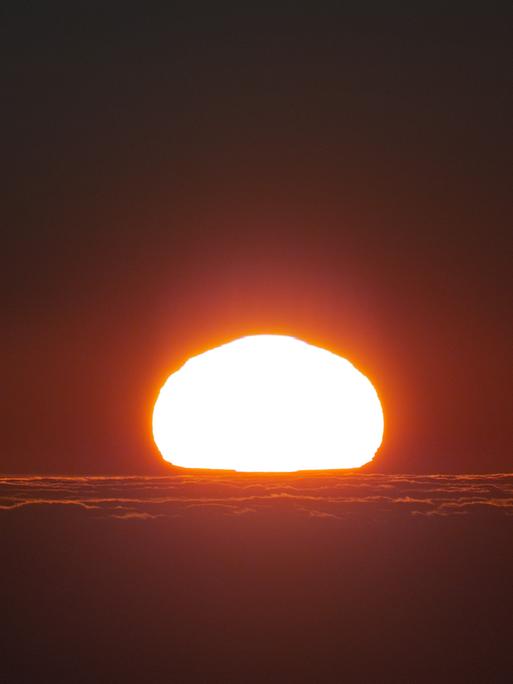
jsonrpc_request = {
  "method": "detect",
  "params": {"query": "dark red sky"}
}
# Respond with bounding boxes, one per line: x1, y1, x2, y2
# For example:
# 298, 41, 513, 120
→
3, 4, 512, 474
2, 10, 513, 680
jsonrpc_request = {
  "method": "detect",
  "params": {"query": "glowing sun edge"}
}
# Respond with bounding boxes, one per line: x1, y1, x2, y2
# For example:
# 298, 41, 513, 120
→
153, 335, 384, 472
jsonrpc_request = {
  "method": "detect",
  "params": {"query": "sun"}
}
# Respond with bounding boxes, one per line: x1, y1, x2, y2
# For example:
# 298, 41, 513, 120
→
152, 335, 384, 472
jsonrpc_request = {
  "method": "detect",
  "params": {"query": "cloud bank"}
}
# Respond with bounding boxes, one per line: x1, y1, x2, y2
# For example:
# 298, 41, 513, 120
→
2, 472, 512, 521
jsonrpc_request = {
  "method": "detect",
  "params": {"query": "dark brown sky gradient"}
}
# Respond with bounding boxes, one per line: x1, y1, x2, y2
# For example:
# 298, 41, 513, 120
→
3, 4, 512, 474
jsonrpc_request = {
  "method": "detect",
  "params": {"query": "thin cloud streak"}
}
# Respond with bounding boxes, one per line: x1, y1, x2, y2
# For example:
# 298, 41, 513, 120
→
1, 474, 512, 520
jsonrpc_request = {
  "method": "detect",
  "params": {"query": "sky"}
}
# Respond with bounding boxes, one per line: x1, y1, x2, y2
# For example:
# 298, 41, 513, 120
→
3, 6, 513, 683
3, 4, 513, 474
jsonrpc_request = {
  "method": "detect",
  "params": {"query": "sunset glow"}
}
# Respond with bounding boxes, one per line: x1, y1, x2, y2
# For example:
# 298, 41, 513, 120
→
153, 335, 383, 472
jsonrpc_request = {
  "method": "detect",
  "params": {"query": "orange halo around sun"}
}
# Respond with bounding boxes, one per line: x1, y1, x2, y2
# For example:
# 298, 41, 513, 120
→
152, 335, 384, 472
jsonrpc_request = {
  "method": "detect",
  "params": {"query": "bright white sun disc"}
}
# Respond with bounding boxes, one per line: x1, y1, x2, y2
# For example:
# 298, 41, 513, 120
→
152, 335, 384, 471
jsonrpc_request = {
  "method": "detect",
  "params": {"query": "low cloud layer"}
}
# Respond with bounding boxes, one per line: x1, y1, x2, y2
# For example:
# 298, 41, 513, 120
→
3, 472, 513, 683
2, 472, 512, 521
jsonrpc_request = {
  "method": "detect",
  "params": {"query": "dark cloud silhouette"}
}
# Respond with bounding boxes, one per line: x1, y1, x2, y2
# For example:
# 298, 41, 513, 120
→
2, 473, 513, 683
